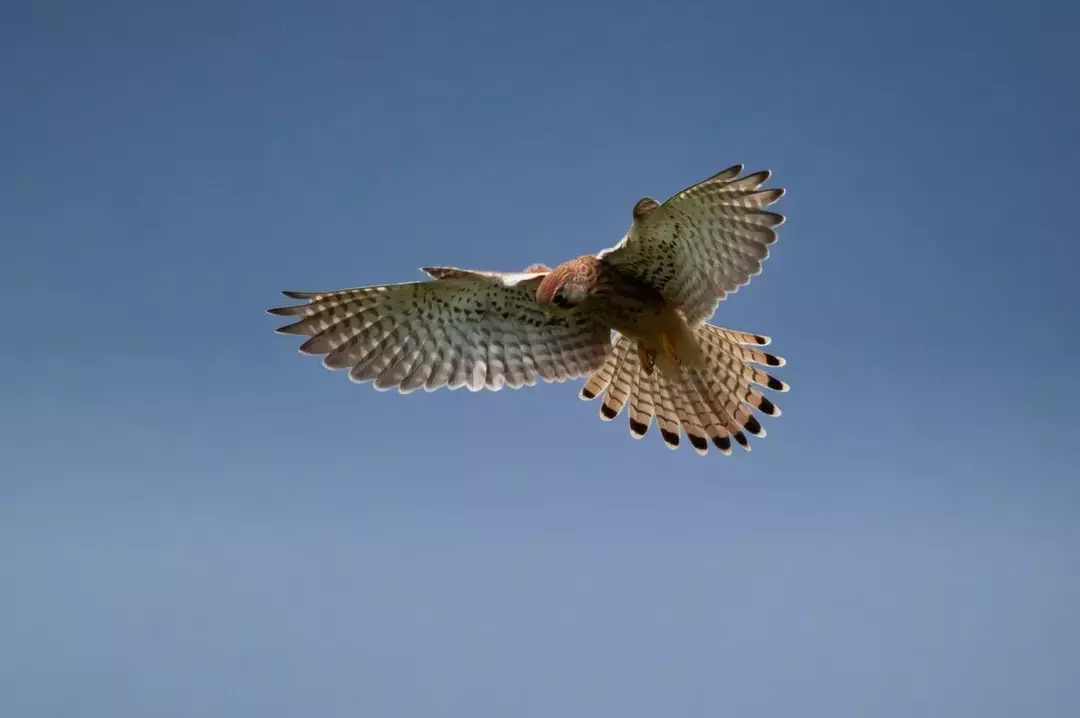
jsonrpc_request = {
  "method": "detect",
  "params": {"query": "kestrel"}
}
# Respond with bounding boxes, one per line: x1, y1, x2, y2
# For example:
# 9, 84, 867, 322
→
269, 164, 788, 455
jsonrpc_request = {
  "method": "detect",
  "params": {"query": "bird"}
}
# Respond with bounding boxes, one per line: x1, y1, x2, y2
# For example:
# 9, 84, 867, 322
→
268, 163, 789, 455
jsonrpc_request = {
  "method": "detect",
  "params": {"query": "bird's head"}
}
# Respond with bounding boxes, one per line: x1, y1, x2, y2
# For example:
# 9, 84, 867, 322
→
535, 256, 599, 312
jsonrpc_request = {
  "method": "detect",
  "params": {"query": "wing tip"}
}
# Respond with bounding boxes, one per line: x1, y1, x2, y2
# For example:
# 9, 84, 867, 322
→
294, 333, 324, 353
275, 322, 310, 336
715, 163, 744, 181
268, 304, 311, 317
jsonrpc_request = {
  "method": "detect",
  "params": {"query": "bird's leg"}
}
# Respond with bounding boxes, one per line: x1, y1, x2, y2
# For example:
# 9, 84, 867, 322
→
637, 343, 656, 375
661, 331, 681, 366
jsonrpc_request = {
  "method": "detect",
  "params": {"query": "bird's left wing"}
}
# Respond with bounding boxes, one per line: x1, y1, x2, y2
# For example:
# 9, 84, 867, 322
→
597, 164, 785, 324
268, 267, 612, 393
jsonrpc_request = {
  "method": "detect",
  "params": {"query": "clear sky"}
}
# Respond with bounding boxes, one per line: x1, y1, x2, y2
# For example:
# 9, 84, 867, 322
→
3, 1, 1078, 716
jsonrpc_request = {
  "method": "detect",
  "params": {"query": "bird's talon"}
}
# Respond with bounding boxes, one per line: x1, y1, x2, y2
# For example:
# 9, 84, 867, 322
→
638, 344, 656, 375
661, 332, 680, 365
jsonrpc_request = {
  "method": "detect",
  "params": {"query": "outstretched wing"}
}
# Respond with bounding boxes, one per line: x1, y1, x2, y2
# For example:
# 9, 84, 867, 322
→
597, 164, 785, 324
268, 267, 612, 393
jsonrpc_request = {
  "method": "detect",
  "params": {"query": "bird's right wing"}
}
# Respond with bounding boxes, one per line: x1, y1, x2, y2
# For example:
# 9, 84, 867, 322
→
597, 164, 785, 324
268, 267, 612, 393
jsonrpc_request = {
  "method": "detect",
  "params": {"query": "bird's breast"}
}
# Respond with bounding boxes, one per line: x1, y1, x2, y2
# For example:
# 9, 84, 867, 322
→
590, 265, 701, 365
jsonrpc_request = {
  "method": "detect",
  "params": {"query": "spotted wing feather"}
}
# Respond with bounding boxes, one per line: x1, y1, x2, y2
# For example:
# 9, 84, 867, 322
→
269, 268, 612, 393
598, 164, 785, 324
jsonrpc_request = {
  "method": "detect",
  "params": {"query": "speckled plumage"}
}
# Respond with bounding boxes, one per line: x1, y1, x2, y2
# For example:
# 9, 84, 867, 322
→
269, 163, 789, 455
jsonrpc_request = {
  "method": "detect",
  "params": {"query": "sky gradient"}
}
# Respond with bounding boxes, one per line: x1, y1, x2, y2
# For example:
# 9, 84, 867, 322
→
3, 1, 1078, 716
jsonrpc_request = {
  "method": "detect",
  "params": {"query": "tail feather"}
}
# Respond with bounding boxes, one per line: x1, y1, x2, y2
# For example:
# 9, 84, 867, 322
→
697, 368, 765, 437
686, 370, 746, 452
580, 339, 625, 401
686, 378, 735, 455
712, 327, 772, 347
599, 341, 636, 420
581, 325, 788, 456
676, 373, 721, 455
662, 372, 713, 455
627, 363, 655, 438
653, 373, 683, 450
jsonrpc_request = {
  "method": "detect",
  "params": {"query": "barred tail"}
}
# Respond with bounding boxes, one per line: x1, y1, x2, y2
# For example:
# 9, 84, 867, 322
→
580, 325, 789, 455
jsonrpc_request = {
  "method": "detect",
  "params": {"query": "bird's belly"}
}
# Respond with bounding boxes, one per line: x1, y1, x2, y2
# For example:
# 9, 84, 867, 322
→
595, 298, 703, 372
606, 302, 688, 351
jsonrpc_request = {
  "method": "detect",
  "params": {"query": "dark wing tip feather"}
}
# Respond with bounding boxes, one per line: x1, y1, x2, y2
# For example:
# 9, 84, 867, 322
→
281, 290, 318, 299
267, 305, 303, 316
600, 403, 618, 420
757, 396, 778, 416
738, 170, 772, 187
580, 386, 598, 400
688, 433, 709, 453
275, 322, 310, 336
766, 376, 787, 391
712, 164, 744, 181
758, 210, 786, 229
755, 188, 785, 205
298, 336, 328, 355
742, 415, 763, 436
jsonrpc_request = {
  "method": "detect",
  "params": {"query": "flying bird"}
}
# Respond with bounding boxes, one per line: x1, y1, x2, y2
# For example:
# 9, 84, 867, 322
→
268, 164, 789, 455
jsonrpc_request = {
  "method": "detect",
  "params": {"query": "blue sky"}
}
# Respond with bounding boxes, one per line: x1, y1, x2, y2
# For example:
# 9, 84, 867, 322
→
3, 1, 1078, 716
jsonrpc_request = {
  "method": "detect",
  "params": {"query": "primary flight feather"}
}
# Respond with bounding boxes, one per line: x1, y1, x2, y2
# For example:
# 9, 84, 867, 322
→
268, 164, 789, 455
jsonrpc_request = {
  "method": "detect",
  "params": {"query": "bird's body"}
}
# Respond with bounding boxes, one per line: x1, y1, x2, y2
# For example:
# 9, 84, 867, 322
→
269, 164, 789, 455
538, 254, 695, 371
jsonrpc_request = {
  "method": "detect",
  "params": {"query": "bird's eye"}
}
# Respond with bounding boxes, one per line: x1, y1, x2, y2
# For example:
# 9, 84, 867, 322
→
552, 291, 571, 308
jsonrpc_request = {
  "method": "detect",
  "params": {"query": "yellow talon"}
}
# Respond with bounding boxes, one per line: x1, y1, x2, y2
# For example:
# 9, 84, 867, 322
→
638, 344, 655, 375
661, 332, 680, 366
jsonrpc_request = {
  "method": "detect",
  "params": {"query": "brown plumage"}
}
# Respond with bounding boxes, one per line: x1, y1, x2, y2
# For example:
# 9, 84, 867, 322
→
269, 163, 788, 456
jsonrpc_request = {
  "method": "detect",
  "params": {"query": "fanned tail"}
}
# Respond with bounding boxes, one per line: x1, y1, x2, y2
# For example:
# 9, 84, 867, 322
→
580, 325, 788, 455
